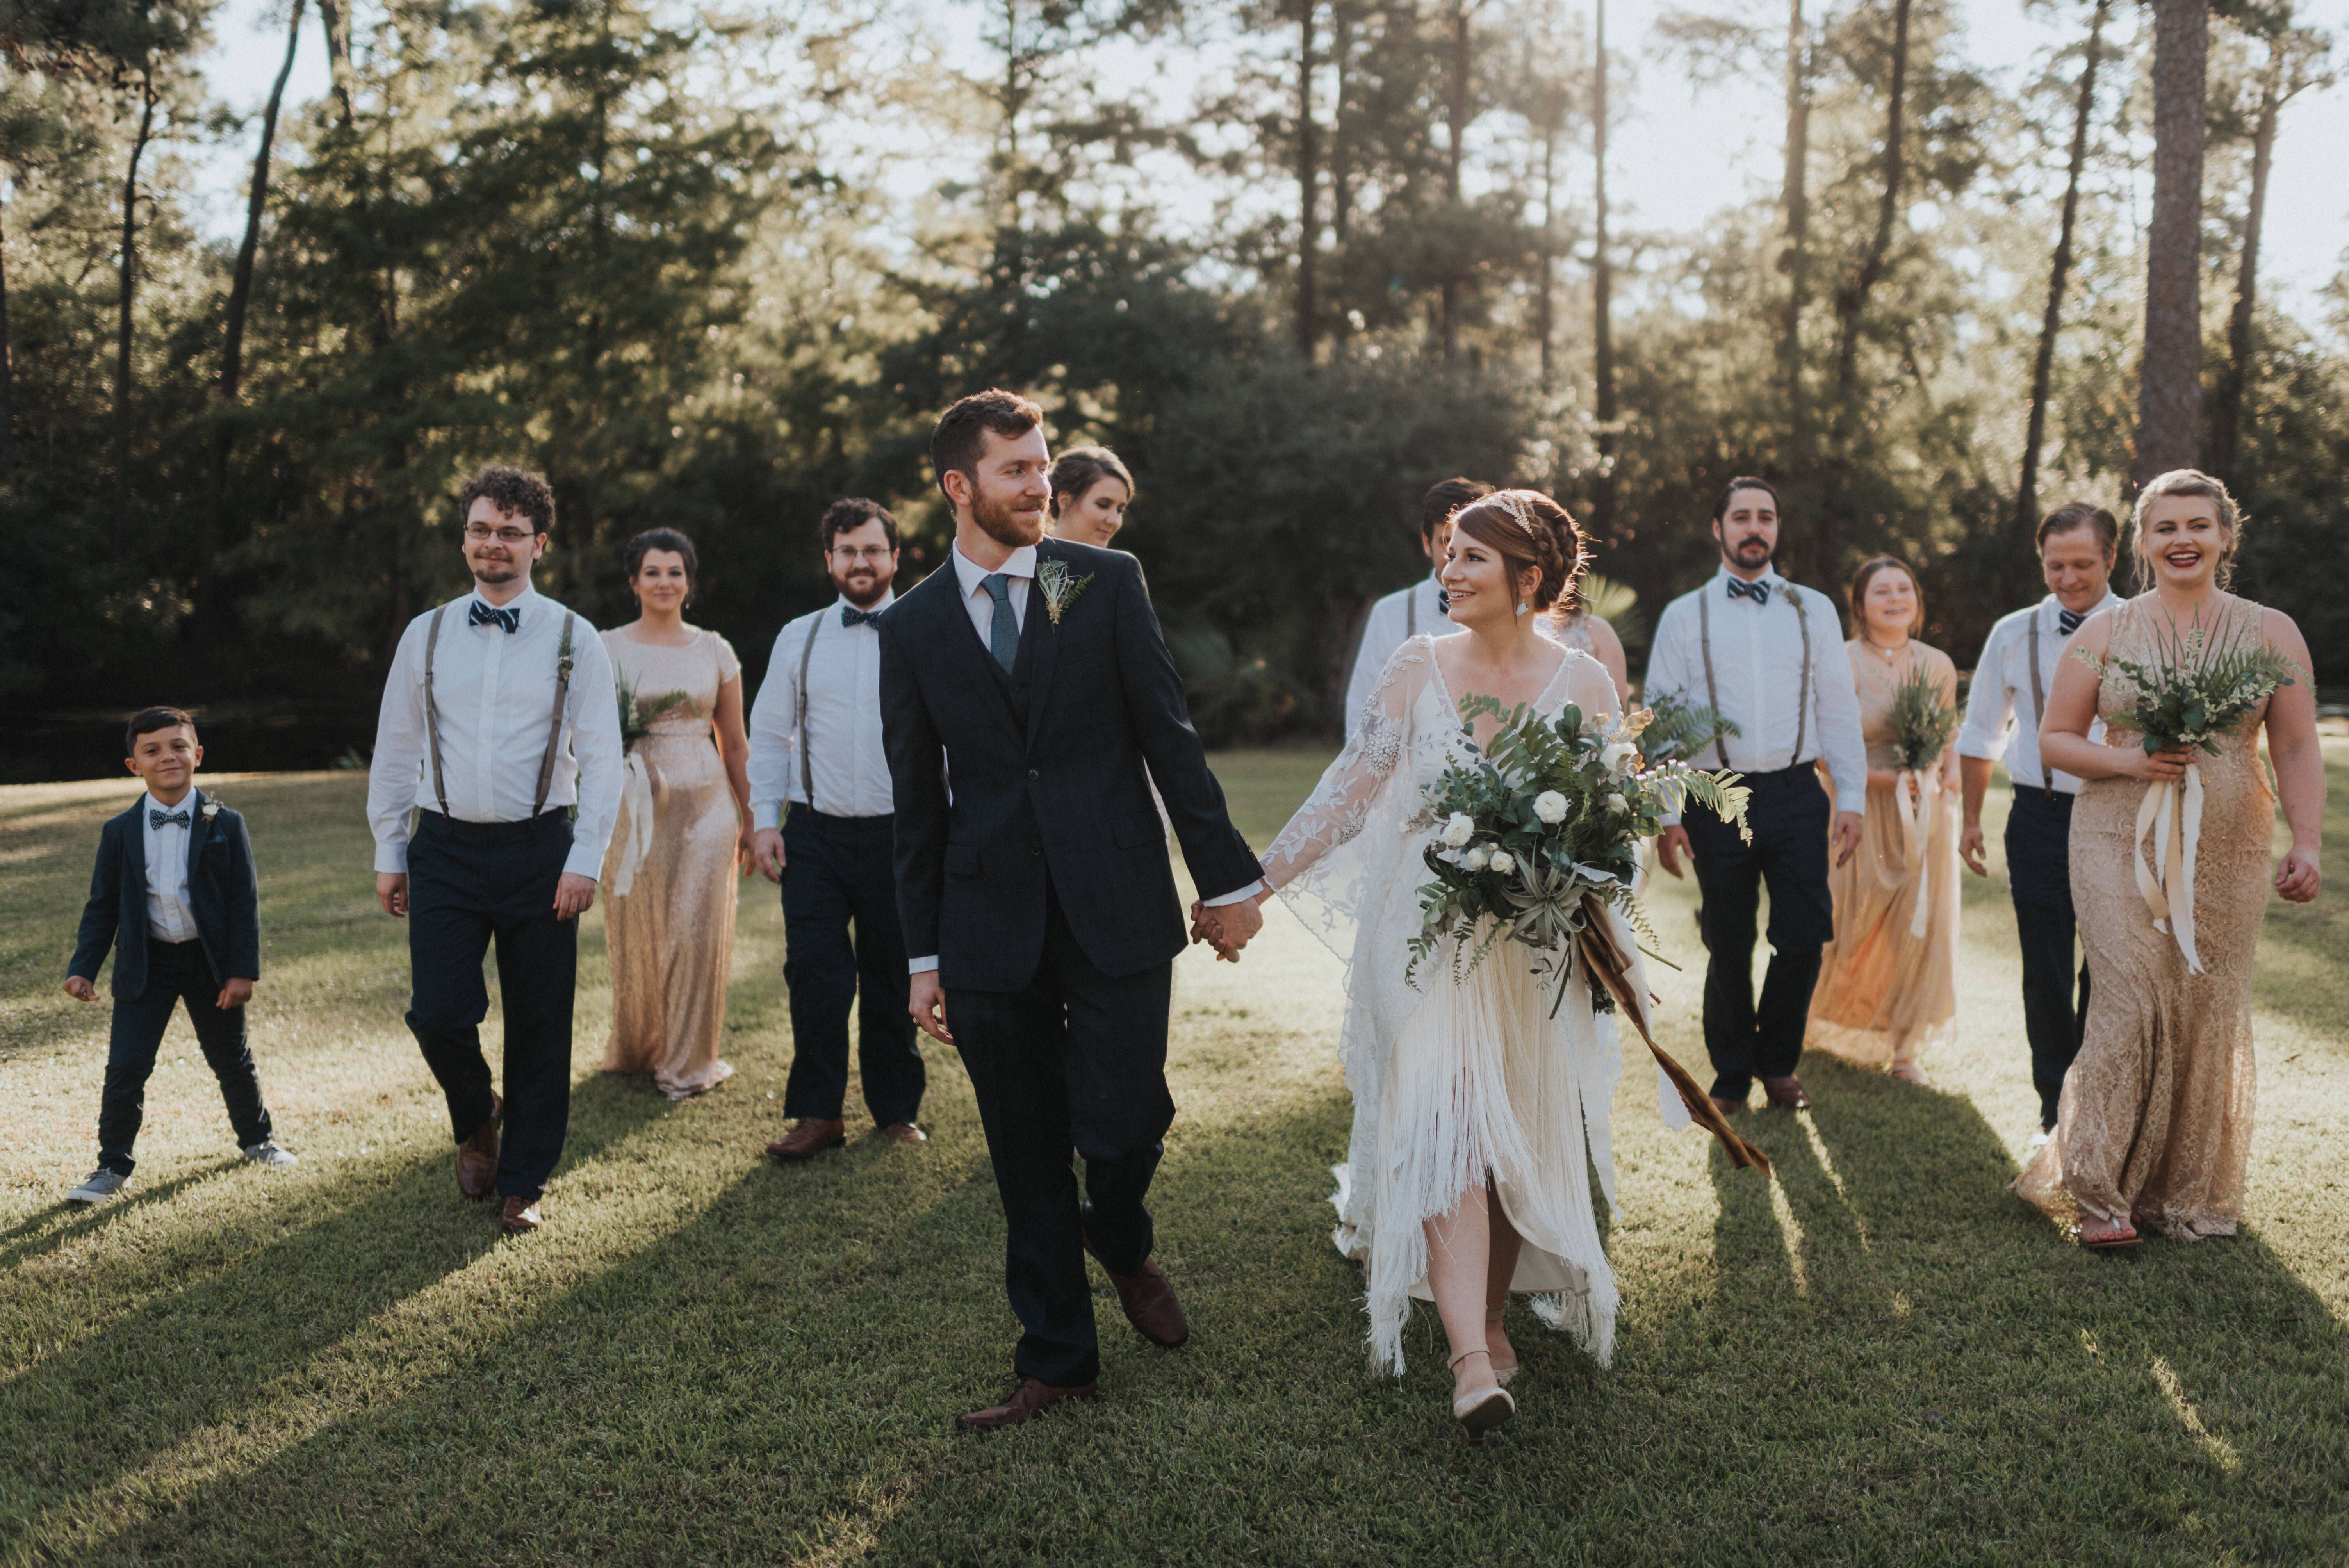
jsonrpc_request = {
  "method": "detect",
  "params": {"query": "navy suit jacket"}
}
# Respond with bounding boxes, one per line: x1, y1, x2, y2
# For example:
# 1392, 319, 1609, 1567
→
879, 538, 1262, 992
69, 789, 261, 999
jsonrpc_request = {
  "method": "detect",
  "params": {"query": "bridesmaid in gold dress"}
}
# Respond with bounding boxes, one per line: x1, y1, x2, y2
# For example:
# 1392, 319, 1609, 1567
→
600, 529, 756, 1100
1807, 557, 1960, 1084
2015, 471, 2324, 1247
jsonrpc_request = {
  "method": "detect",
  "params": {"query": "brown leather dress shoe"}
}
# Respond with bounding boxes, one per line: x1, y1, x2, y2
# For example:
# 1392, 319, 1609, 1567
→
766, 1118, 847, 1161
1091, 1250, 1189, 1348
1709, 1094, 1745, 1119
1762, 1075, 1813, 1110
456, 1093, 503, 1201
957, 1377, 1097, 1431
877, 1122, 928, 1145
499, 1195, 543, 1233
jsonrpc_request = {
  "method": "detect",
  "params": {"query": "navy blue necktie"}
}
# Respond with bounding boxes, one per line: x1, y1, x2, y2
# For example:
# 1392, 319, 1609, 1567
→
150, 809, 190, 829
1726, 577, 1770, 604
2057, 608, 2085, 636
469, 600, 520, 634
980, 575, 1019, 672
841, 605, 883, 629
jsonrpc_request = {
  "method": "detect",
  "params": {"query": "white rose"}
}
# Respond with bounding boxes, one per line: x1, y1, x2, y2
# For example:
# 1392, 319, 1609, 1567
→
1605, 792, 1628, 814
1601, 741, 1638, 777
1487, 849, 1515, 875
1533, 790, 1569, 824
1462, 846, 1490, 872
1442, 812, 1476, 848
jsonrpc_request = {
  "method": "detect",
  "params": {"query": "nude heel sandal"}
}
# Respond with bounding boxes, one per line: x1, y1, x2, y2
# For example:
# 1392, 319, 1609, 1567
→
1449, 1348, 1516, 1444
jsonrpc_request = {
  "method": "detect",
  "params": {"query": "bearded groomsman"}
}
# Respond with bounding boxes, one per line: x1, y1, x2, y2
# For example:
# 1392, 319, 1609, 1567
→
747, 497, 928, 1160
368, 465, 624, 1234
1649, 478, 1868, 1117
1955, 502, 2122, 1148
1341, 477, 1492, 740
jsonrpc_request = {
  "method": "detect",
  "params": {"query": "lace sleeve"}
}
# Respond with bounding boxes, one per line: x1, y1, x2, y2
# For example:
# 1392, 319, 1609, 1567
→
1261, 640, 1429, 894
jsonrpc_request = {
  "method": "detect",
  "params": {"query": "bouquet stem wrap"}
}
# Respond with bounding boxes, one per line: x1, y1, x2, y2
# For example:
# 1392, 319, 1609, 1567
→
1892, 768, 1938, 940
610, 750, 661, 899
2133, 762, 2205, 974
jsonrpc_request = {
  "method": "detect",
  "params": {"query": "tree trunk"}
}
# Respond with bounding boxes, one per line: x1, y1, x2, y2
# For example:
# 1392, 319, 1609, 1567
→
1295, 0, 1318, 356
2016, 0, 2105, 540
2132, 0, 2208, 486
2205, 35, 2279, 484
1440, 0, 1470, 362
201, 0, 307, 656
1536, 126, 1556, 393
112, 69, 158, 504
1591, 0, 1615, 535
0, 181, 13, 483
1779, 0, 1811, 459
317, 0, 355, 128
1829, 0, 1911, 428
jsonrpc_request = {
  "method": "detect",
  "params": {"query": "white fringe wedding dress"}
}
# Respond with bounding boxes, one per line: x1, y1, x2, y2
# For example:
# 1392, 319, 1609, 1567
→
1262, 635, 1653, 1374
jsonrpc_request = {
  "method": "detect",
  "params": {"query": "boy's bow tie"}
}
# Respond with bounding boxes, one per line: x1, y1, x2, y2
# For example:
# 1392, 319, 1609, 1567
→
150, 808, 190, 829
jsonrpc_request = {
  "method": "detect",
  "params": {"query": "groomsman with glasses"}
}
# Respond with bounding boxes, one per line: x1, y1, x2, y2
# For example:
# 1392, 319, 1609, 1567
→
1648, 478, 1869, 1117
747, 497, 928, 1160
1955, 502, 2121, 1148
367, 465, 624, 1234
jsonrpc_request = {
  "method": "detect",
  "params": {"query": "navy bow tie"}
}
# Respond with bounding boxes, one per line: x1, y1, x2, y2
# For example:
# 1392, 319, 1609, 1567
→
2057, 608, 2085, 636
150, 808, 190, 830
469, 600, 520, 634
841, 605, 883, 629
1726, 578, 1771, 604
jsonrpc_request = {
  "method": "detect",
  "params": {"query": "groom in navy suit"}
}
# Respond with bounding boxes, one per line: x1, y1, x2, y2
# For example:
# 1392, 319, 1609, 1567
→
879, 389, 1267, 1429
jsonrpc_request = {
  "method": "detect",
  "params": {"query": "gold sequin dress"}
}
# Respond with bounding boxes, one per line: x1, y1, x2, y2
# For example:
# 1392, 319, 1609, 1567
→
1807, 640, 1960, 1071
2012, 595, 2274, 1238
600, 627, 743, 1099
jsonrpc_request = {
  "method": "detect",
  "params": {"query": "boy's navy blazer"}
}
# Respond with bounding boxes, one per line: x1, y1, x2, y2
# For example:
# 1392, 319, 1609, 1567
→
69, 788, 261, 999
878, 538, 1262, 992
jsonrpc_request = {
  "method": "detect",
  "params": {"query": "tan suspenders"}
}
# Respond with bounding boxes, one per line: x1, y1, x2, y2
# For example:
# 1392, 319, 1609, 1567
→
793, 613, 823, 813
2027, 603, 2046, 738
1698, 580, 1811, 771
422, 602, 577, 819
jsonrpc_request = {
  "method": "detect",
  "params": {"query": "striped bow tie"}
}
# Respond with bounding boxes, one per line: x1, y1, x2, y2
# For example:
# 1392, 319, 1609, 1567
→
1726, 578, 1770, 604
469, 601, 521, 634
150, 808, 190, 829
2057, 608, 2084, 636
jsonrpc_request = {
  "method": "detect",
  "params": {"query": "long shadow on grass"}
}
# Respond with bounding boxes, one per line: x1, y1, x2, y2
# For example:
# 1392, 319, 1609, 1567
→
0, 1071, 677, 1557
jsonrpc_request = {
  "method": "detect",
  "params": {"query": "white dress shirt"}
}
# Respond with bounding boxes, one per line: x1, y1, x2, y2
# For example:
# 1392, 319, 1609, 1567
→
1956, 588, 2120, 793
1344, 576, 1448, 741
1643, 566, 1870, 823
366, 584, 624, 881
907, 539, 1259, 976
139, 790, 201, 943
747, 591, 896, 823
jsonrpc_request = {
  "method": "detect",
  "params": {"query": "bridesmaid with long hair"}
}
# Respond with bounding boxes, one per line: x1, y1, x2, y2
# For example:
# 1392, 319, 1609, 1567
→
600, 529, 755, 1099
1806, 557, 1960, 1084
2014, 470, 2323, 1246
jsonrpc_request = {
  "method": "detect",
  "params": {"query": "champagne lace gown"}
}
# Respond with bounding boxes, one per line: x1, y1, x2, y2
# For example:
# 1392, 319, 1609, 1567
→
1806, 640, 1960, 1070
2012, 596, 2275, 1238
600, 628, 743, 1100
1264, 635, 1657, 1374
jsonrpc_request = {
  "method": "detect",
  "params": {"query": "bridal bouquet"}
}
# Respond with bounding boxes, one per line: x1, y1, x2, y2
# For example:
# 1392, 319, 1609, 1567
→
2071, 618, 2297, 974
1631, 690, 1740, 767
611, 673, 694, 897
1410, 695, 1768, 1171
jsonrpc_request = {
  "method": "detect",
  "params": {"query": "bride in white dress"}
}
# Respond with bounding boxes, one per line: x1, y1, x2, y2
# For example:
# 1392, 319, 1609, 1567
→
1239, 490, 1639, 1441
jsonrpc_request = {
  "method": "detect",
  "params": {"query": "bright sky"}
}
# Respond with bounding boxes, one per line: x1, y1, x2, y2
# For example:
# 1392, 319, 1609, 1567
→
194, 0, 2349, 324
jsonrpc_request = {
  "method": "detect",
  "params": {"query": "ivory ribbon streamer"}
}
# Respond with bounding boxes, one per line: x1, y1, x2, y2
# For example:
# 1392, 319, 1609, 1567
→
1891, 768, 1938, 939
611, 750, 659, 898
2133, 761, 2205, 974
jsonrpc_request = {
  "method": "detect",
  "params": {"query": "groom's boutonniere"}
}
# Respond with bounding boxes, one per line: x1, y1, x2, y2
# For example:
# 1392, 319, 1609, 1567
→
1037, 559, 1094, 626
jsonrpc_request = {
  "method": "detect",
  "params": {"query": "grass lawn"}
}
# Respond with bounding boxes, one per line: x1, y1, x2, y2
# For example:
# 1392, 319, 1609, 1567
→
2, 741, 2345, 1565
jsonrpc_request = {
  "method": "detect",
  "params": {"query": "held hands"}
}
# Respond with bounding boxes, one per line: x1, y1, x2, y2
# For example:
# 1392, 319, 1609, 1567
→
752, 827, 787, 884
1831, 811, 1865, 869
2276, 847, 2322, 904
908, 971, 953, 1044
1189, 893, 1265, 961
553, 873, 598, 921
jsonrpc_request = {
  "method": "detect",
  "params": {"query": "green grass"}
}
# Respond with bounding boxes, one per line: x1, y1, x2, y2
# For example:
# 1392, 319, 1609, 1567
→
2, 744, 2346, 1566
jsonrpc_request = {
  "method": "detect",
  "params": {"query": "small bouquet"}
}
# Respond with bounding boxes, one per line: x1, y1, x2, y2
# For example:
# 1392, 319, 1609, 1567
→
611, 672, 694, 897
1634, 689, 1740, 768
617, 673, 693, 755
2071, 616, 2298, 973
1887, 667, 1959, 772
1410, 695, 1768, 1172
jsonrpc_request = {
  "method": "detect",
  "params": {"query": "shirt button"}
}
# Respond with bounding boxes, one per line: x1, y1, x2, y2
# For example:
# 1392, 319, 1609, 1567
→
1027, 768, 1039, 781
1030, 839, 1043, 857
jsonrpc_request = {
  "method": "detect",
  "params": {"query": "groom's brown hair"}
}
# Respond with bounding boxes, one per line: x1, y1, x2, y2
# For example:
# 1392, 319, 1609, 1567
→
931, 390, 1044, 499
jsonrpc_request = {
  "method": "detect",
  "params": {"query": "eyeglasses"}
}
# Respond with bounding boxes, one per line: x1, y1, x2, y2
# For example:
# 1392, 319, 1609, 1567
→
829, 546, 893, 563
464, 524, 536, 545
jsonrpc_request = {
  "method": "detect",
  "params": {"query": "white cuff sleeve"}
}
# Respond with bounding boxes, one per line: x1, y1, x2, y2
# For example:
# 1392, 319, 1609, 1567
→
909, 955, 939, 974
1202, 880, 1265, 906
373, 841, 410, 874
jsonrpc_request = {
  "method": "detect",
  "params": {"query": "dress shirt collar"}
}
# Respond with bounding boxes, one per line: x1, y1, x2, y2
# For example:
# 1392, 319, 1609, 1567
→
467, 582, 541, 626
2040, 587, 2120, 625
1711, 564, 1789, 599
950, 540, 1038, 600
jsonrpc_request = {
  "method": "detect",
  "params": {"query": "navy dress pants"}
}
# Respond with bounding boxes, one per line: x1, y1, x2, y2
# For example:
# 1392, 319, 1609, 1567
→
96, 937, 273, 1175
2006, 784, 2090, 1128
1684, 763, 1837, 1101
948, 882, 1173, 1389
404, 810, 577, 1199
780, 810, 925, 1126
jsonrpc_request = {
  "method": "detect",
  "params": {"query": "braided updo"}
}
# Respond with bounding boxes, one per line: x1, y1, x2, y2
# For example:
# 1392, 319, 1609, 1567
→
1448, 489, 1590, 613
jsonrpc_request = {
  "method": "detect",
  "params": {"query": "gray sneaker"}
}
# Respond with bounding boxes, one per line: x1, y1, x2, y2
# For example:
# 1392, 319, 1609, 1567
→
66, 1169, 128, 1204
241, 1140, 299, 1168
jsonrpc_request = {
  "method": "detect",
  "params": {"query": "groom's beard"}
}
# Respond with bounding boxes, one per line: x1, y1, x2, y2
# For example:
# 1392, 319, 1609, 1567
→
971, 490, 1045, 550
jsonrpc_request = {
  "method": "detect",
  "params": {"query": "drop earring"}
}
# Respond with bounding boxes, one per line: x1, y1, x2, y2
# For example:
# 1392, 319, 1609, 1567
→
1515, 602, 1530, 617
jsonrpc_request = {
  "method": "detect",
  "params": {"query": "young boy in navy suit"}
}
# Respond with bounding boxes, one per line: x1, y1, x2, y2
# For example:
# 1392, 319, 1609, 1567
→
61, 707, 295, 1203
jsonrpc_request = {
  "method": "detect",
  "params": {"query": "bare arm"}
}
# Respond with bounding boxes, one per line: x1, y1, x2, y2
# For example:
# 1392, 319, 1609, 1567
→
2037, 614, 2190, 785
2261, 608, 2324, 903
712, 673, 756, 873
1586, 615, 1631, 701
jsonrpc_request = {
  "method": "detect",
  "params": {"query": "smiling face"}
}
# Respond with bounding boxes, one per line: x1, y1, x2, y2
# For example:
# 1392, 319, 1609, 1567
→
125, 723, 201, 804
1859, 565, 1919, 640
2039, 524, 2114, 614
631, 549, 690, 616
1713, 487, 1779, 576
825, 517, 898, 608
1052, 476, 1130, 545
1439, 527, 1539, 630
462, 498, 545, 589
947, 425, 1052, 550
2137, 493, 2230, 593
